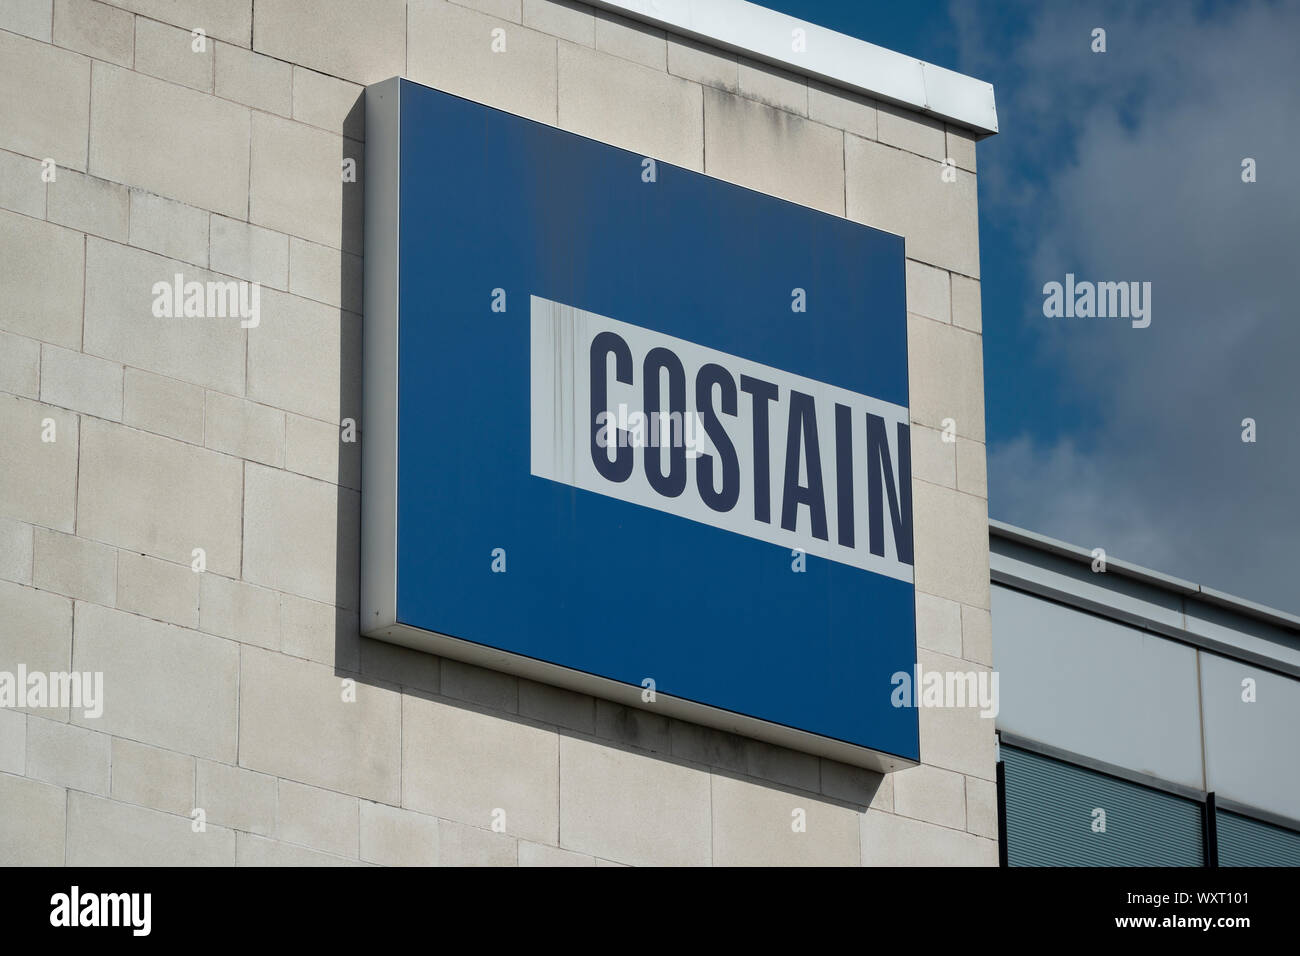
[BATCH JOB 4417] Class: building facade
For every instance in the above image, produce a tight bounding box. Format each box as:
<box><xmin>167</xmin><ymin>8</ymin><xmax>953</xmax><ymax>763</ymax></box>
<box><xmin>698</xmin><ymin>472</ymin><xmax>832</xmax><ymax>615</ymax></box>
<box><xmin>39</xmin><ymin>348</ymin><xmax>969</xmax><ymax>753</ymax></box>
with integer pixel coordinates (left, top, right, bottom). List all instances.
<box><xmin>0</xmin><ymin>0</ymin><xmax>1000</xmax><ymax>866</ymax></box>
<box><xmin>992</xmin><ymin>521</ymin><xmax>1300</xmax><ymax>867</ymax></box>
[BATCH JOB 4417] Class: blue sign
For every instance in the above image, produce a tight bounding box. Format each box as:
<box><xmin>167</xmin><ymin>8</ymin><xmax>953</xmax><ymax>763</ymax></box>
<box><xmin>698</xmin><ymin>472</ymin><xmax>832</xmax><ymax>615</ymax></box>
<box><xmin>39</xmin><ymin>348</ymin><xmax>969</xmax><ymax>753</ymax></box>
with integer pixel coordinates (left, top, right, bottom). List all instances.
<box><xmin>362</xmin><ymin>78</ymin><xmax>918</xmax><ymax>769</ymax></box>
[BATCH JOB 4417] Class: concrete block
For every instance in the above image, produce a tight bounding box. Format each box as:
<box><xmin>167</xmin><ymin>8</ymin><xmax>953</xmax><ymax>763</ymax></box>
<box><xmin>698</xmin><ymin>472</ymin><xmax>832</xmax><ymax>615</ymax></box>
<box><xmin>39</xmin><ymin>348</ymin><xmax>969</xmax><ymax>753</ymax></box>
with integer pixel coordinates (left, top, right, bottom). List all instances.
<box><xmin>912</xmin><ymin>479</ymin><xmax>990</xmax><ymax>610</ymax></box>
<box><xmin>915</xmin><ymin>648</ymin><xmax>998</xmax><ymax>780</ymax></box>
<box><xmin>289</xmin><ymin>237</ymin><xmax>362</xmax><ymax>312</ymax></box>
<box><xmin>108</xmin><ymin>0</ymin><xmax>251</xmax><ymax>46</ymax></box>
<box><xmin>961</xmin><ymin>604</ymin><xmax>993</xmax><ymax>667</ymax></box>
<box><xmin>846</xmin><ymin>133</ymin><xmax>980</xmax><ymax>277</ymax></box>
<box><xmin>39</xmin><ymin>345</ymin><xmax>122</xmax><ymax>421</ymax></box>
<box><xmin>25</xmin><ymin>716</ymin><xmax>110</xmax><ymax>794</ymax></box>
<box><xmin>0</xmin><ymin>516</ymin><xmax>34</xmax><ymax>585</ymax></box>
<box><xmin>121</xmin><ymin>368</ymin><xmax>205</xmax><ymax>445</ymax></box>
<box><xmin>454</xmin><ymin>0</ymin><xmax>521</xmax><ymax>21</ymax></box>
<box><xmin>84</xmin><ymin>239</ymin><xmax>246</xmax><ymax>395</ymax></box>
<box><xmin>281</xmin><ymin>592</ymin><xmax>362</xmax><ymax>672</ymax></box>
<box><xmin>196</xmin><ymin>759</ymin><xmax>277</xmax><ymax>835</ymax></box>
<box><xmin>666</xmin><ymin>35</ymin><xmax>737</xmax><ymax>93</ymax></box>
<box><xmin>0</xmin><ymin>0</ymin><xmax>53</xmax><ymax>42</ymax></box>
<box><xmin>956</xmin><ymin>437</ymin><xmax>987</xmax><ymax>498</ymax></box>
<box><xmin>593</xmin><ymin>10</ymin><xmax>665</xmax><ymax>70</ymax></box>
<box><xmin>236</xmin><ymin>832</ymin><xmax>362</xmax><ymax>866</ymax></box>
<box><xmin>593</xmin><ymin>699</ymin><xmax>671</xmax><ymax>754</ymax></box>
<box><xmin>199</xmin><ymin>573</ymin><xmax>281</xmax><ymax>650</ymax></box>
<box><xmin>116</xmin><ymin>551</ymin><xmax>199</xmax><ymax>628</ymax></box>
<box><xmin>807</xmin><ymin>80</ymin><xmax>876</xmax><ymax>140</ymax></box>
<box><xmin>910</xmin><ymin>423</ymin><xmax>956</xmax><ymax>490</ymax></box>
<box><xmin>291</xmin><ymin>67</ymin><xmax>364</xmax><ymax>139</ymax></box>
<box><xmin>129</xmin><ymin>190</ymin><xmax>210</xmax><ymax>266</ymax></box>
<box><xmin>285</xmin><ymin>413</ymin><xmax>361</xmax><ymax>489</ymax></box>
<box><xmin>77</xmin><ymin>417</ymin><xmax>243</xmax><ymax>575</ymax></box>
<box><xmin>966</xmin><ymin>775</ymin><xmax>998</xmax><ymax>839</ymax></box>
<box><xmin>0</xmin><ymin>150</ymin><xmax>46</xmax><ymax>218</ymax></box>
<box><xmin>0</xmin><ymin>774</ymin><xmax>66</xmax><ymax>865</ymax></box>
<box><xmin>0</xmin><ymin>581</ymin><xmax>73</xmax><ymax>719</ymax></box>
<box><xmin>915</xmin><ymin>590</ymin><xmax>963</xmax><ymax>658</ymax></box>
<box><xmin>71</xmin><ymin>602</ymin><xmax>240</xmax><ymax>761</ymax></box>
<box><xmin>519</xmin><ymin>679</ymin><xmax>594</xmax><ymax>734</ymax></box>
<box><xmin>250</xmin><ymin>112</ymin><xmax>360</xmax><ymax>252</ymax></box>
<box><xmin>892</xmin><ymin>762</ymin><xmax>966</xmax><ymax>829</ymax></box>
<box><xmin>523</xmin><ymin>0</ymin><xmax>593</xmax><ymax>46</ymax></box>
<box><xmin>951</xmin><ymin>273</ymin><xmax>981</xmax><ymax>333</ymax></box>
<box><xmin>519</xmin><ymin>841</ymin><xmax>594</xmax><ymax>866</ymax></box>
<box><xmin>203</xmin><ymin>391</ymin><xmax>284</xmax><ymax>467</ymax></box>
<box><xmin>68</xmin><ymin>792</ymin><xmax>235</xmax><ymax>865</ymax></box>
<box><xmin>558</xmin><ymin>42</ymin><xmax>703</xmax><ymax>170</ymax></box>
<box><xmin>738</xmin><ymin>61</ymin><xmax>807</xmax><ymax>115</ymax></box>
<box><xmin>0</xmin><ymin>330</ymin><xmax>41</xmax><ymax>399</ymax></box>
<box><xmin>32</xmin><ymin>528</ymin><xmax>116</xmax><ymax>605</ymax></box>
<box><xmin>210</xmin><ymin>215</ymin><xmax>288</xmax><ymax>289</ymax></box>
<box><xmin>278</xmin><ymin>779</ymin><xmax>359</xmax><ymax>858</ymax></box>
<box><xmin>877</xmin><ymin>102</ymin><xmax>946</xmax><ymax>161</ymax></box>
<box><xmin>744</xmin><ymin>739</ymin><xmax>820</xmax><ymax>792</ymax></box>
<box><xmin>360</xmin><ymin>800</ymin><xmax>439</xmax><ymax>866</ymax></box>
<box><xmin>53</xmin><ymin>0</ymin><xmax>133</xmax><ymax>66</ymax></box>
<box><xmin>438</xmin><ymin>819</ymin><xmax>517</xmax><ymax>866</ymax></box>
<box><xmin>358</xmin><ymin>641</ymin><xmax>440</xmax><ymax>696</ymax></box>
<box><xmin>946</xmin><ymin>125</ymin><xmax>977</xmax><ymax>172</ymax></box>
<box><xmin>0</xmin><ymin>709</ymin><xmax>25</xmax><ymax>774</ymax></box>
<box><xmin>906</xmin><ymin>260</ymin><xmax>950</xmax><ymax>324</ymax></box>
<box><xmin>407</xmin><ymin>1</ymin><xmax>558</xmax><ymax>126</ymax></box>
<box><xmin>0</xmin><ymin>30</ymin><xmax>90</xmax><ymax>171</ymax></box>
<box><xmin>0</xmin><ymin>209</ymin><xmax>84</xmax><ymax>349</ymax></box>
<box><xmin>819</xmin><ymin>759</ymin><xmax>889</xmax><ymax>809</ymax></box>
<box><xmin>242</xmin><ymin>464</ymin><xmax>359</xmax><ymax>608</ymax></box>
<box><xmin>559</xmin><ymin>735</ymin><xmax>710</xmax><ymax>866</ymax></box>
<box><xmin>0</xmin><ymin>395</ymin><xmax>79</xmax><ymax>532</ymax></box>
<box><xmin>402</xmin><ymin>694</ymin><xmax>558</xmax><ymax>843</ymax></box>
<box><xmin>861</xmin><ymin>809</ymin><xmax>996</xmax><ymax>866</ymax></box>
<box><xmin>440</xmin><ymin>659</ymin><xmax>518</xmax><ymax>712</ymax></box>
<box><xmin>133</xmin><ymin>17</ymin><xmax>213</xmax><ymax>92</ymax></box>
<box><xmin>90</xmin><ymin>63</ymin><xmax>249</xmax><ymax>219</ymax></box>
<box><xmin>907</xmin><ymin>314</ymin><xmax>985</xmax><ymax>442</ymax></box>
<box><xmin>237</xmin><ymin>646</ymin><xmax>401</xmax><ymax>803</ymax></box>
<box><xmin>110</xmin><ymin>737</ymin><xmax>194</xmax><ymax>814</ymax></box>
<box><xmin>246</xmin><ymin>289</ymin><xmax>361</xmax><ymax>425</ymax></box>
<box><xmin>216</xmin><ymin>41</ymin><xmax>292</xmax><ymax>116</ymax></box>
<box><xmin>46</xmin><ymin>169</ymin><xmax>129</xmax><ymax>240</ymax></box>
<box><xmin>703</xmin><ymin>87</ymin><xmax>843</xmax><ymax>215</ymax></box>
<box><xmin>670</xmin><ymin>719</ymin><xmax>747</xmax><ymax>776</ymax></box>
<box><xmin>254</xmin><ymin>0</ymin><xmax>406</xmax><ymax>85</ymax></box>
<box><xmin>711</xmin><ymin>773</ymin><xmax>859</xmax><ymax>866</ymax></box>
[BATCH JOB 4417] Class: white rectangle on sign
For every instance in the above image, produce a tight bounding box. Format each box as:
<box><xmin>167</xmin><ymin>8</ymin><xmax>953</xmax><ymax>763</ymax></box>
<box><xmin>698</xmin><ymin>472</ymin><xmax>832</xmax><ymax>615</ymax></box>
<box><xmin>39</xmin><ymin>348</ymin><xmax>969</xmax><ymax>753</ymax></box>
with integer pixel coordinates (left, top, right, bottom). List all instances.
<box><xmin>530</xmin><ymin>296</ymin><xmax>914</xmax><ymax>582</ymax></box>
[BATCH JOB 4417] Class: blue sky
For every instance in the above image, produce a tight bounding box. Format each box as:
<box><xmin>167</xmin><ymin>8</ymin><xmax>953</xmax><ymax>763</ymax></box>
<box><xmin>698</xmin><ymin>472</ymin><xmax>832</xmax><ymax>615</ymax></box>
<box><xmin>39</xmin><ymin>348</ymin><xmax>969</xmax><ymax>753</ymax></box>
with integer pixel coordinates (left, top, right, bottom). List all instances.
<box><xmin>754</xmin><ymin>0</ymin><xmax>1300</xmax><ymax>613</ymax></box>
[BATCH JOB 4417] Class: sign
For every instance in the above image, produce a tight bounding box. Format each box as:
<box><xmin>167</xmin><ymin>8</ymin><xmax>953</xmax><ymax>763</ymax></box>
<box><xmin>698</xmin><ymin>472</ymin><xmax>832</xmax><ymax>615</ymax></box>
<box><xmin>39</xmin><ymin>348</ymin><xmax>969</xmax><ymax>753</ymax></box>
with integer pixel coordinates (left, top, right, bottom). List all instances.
<box><xmin>363</xmin><ymin>78</ymin><xmax>919</xmax><ymax>770</ymax></box>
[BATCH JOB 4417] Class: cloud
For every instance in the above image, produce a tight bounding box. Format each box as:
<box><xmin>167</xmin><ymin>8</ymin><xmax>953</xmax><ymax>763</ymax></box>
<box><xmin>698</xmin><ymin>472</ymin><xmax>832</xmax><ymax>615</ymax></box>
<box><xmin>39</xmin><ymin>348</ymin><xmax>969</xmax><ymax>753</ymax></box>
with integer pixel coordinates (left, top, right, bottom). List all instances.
<box><xmin>958</xmin><ymin>0</ymin><xmax>1300</xmax><ymax>611</ymax></box>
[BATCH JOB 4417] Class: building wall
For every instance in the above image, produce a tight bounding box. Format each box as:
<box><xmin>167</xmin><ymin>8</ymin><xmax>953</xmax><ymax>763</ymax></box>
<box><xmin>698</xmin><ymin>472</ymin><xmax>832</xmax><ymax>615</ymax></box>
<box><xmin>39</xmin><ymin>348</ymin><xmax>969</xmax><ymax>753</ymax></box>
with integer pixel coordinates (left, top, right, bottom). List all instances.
<box><xmin>0</xmin><ymin>0</ymin><xmax>994</xmax><ymax>865</ymax></box>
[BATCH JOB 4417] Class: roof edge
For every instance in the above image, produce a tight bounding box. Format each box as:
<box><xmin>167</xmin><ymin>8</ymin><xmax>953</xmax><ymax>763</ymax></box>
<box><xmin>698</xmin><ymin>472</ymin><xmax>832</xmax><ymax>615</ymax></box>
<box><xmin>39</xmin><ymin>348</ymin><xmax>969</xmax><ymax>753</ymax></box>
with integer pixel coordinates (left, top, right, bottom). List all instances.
<box><xmin>586</xmin><ymin>0</ymin><xmax>999</xmax><ymax>136</ymax></box>
<box><xmin>990</xmin><ymin>519</ymin><xmax>1300</xmax><ymax>634</ymax></box>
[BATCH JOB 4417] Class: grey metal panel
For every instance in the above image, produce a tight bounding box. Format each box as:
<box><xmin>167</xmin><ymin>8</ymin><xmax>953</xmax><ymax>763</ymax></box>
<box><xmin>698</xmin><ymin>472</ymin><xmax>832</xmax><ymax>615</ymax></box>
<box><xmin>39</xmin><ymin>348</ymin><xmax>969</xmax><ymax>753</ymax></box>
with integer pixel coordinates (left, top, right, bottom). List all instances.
<box><xmin>584</xmin><ymin>0</ymin><xmax>998</xmax><ymax>134</ymax></box>
<box><xmin>1215</xmin><ymin>809</ymin><xmax>1300</xmax><ymax>866</ymax></box>
<box><xmin>1002</xmin><ymin>745</ymin><xmax>1204</xmax><ymax>867</ymax></box>
<box><xmin>990</xmin><ymin>538</ymin><xmax>1187</xmax><ymax>631</ymax></box>
<box><xmin>1199</xmin><ymin>651</ymin><xmax>1300</xmax><ymax>821</ymax></box>
<box><xmin>361</xmin><ymin>77</ymin><xmax>401</xmax><ymax>632</ymax></box>
<box><xmin>992</xmin><ymin>584</ymin><xmax>1205</xmax><ymax>790</ymax></box>
<box><xmin>1184</xmin><ymin>598</ymin><xmax>1300</xmax><ymax>672</ymax></box>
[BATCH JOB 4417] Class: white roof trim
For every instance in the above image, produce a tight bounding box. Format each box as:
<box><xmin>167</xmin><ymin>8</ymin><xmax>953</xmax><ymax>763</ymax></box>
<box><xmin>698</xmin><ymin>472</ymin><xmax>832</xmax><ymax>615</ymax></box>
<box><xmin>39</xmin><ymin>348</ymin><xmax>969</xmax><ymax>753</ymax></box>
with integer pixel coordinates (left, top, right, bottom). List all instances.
<box><xmin>586</xmin><ymin>0</ymin><xmax>999</xmax><ymax>135</ymax></box>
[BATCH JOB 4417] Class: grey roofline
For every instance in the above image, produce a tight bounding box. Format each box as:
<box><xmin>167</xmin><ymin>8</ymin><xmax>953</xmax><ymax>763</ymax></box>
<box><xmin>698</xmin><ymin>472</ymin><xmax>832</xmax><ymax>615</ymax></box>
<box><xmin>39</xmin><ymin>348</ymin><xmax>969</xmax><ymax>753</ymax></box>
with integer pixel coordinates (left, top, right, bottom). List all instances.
<box><xmin>990</xmin><ymin>518</ymin><xmax>1300</xmax><ymax>634</ymax></box>
<box><xmin>585</xmin><ymin>0</ymin><xmax>999</xmax><ymax>136</ymax></box>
